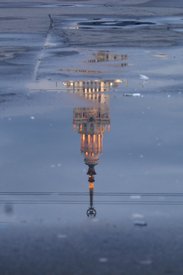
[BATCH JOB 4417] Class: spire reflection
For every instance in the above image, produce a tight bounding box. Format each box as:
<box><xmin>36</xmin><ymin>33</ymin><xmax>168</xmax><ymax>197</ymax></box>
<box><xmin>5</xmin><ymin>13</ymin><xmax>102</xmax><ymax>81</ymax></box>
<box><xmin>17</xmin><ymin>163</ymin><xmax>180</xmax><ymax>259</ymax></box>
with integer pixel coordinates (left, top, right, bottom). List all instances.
<box><xmin>73</xmin><ymin>104</ymin><xmax>110</xmax><ymax>217</ymax></box>
<box><xmin>71</xmin><ymin>79</ymin><xmax>121</xmax><ymax>217</ymax></box>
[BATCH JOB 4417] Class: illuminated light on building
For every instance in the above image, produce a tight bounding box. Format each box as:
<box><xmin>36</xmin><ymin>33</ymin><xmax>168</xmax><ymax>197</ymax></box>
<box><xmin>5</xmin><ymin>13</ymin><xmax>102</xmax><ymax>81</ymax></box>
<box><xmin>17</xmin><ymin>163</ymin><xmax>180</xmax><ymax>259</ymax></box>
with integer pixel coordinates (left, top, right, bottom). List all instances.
<box><xmin>89</xmin><ymin>181</ymin><xmax>94</xmax><ymax>190</ymax></box>
<box><xmin>63</xmin><ymin>79</ymin><xmax>123</xmax><ymax>95</ymax></box>
<box><xmin>88</xmin><ymin>51</ymin><xmax>128</xmax><ymax>63</ymax></box>
<box><xmin>88</xmin><ymin>134</ymin><xmax>91</xmax><ymax>144</ymax></box>
<box><xmin>82</xmin><ymin>134</ymin><xmax>85</xmax><ymax>142</ymax></box>
<box><xmin>115</xmin><ymin>79</ymin><xmax>122</xmax><ymax>83</ymax></box>
<box><xmin>79</xmin><ymin>124</ymin><xmax>82</xmax><ymax>131</ymax></box>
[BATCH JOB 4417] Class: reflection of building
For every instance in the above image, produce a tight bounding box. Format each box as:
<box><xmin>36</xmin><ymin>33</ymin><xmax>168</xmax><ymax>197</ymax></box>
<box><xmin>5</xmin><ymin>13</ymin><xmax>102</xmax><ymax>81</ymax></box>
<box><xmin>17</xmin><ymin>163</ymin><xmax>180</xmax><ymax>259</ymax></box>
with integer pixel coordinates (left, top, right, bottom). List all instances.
<box><xmin>88</xmin><ymin>51</ymin><xmax>128</xmax><ymax>65</ymax></box>
<box><xmin>73</xmin><ymin>105</ymin><xmax>110</xmax><ymax>217</ymax></box>
<box><xmin>73</xmin><ymin>107</ymin><xmax>110</xmax><ymax>166</ymax></box>
<box><xmin>71</xmin><ymin>79</ymin><xmax>116</xmax><ymax>217</ymax></box>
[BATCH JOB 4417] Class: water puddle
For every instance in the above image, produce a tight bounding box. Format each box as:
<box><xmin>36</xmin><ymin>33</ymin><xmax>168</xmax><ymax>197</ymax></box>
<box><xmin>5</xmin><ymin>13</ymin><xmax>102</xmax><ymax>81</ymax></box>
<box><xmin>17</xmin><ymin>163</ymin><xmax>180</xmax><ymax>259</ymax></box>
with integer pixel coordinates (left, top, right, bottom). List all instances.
<box><xmin>78</xmin><ymin>19</ymin><xmax>155</xmax><ymax>29</ymax></box>
<box><xmin>1</xmin><ymin>3</ymin><xmax>183</xmax><ymax>274</ymax></box>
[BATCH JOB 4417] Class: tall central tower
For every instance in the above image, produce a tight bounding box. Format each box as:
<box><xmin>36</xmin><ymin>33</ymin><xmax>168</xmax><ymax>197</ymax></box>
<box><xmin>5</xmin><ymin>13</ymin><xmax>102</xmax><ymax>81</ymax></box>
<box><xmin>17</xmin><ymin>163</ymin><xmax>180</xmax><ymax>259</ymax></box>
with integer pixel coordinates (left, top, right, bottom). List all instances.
<box><xmin>70</xmin><ymin>79</ymin><xmax>121</xmax><ymax>216</ymax></box>
<box><xmin>73</xmin><ymin>105</ymin><xmax>110</xmax><ymax>216</ymax></box>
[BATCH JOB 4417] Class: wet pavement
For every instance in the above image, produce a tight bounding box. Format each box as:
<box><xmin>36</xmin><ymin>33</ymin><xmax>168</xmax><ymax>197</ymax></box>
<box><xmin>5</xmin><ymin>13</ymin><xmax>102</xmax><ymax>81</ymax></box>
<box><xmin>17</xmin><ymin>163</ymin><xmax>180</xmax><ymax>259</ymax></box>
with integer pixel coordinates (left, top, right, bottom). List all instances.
<box><xmin>1</xmin><ymin>1</ymin><xmax>183</xmax><ymax>274</ymax></box>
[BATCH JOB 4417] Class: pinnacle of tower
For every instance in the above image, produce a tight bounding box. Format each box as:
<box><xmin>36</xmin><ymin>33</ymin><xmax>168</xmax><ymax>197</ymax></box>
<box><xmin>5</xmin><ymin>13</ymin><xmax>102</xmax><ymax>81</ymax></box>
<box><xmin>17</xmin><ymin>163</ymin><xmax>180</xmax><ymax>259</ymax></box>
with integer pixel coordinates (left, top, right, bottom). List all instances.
<box><xmin>86</xmin><ymin>207</ymin><xmax>97</xmax><ymax>218</ymax></box>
